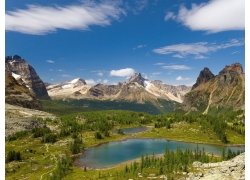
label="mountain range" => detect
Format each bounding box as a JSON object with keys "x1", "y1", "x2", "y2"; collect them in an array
[
  {"x1": 5, "y1": 55, "x2": 245, "y2": 115},
  {"x1": 45, "y1": 73, "x2": 191, "y2": 104}
]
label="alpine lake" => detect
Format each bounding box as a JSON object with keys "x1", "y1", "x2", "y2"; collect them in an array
[{"x1": 77, "y1": 127, "x2": 245, "y2": 169}]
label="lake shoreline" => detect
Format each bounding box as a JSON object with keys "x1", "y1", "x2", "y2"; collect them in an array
[{"x1": 73, "y1": 136, "x2": 244, "y2": 170}]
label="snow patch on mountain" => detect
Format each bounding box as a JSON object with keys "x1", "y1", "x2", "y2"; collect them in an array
[
  {"x1": 62, "y1": 84, "x2": 73, "y2": 89},
  {"x1": 12, "y1": 72, "x2": 21, "y2": 79},
  {"x1": 70, "y1": 78, "x2": 80, "y2": 84}
]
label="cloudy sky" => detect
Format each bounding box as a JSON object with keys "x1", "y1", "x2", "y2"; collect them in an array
[{"x1": 5, "y1": 0, "x2": 245, "y2": 86}]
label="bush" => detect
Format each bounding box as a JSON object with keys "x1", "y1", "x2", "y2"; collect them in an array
[
  {"x1": 6, "y1": 150, "x2": 21, "y2": 163},
  {"x1": 41, "y1": 134, "x2": 57, "y2": 143}
]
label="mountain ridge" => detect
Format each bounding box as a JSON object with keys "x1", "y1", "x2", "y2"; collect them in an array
[
  {"x1": 177, "y1": 62, "x2": 245, "y2": 114},
  {"x1": 46, "y1": 73, "x2": 192, "y2": 104},
  {"x1": 5, "y1": 55, "x2": 50, "y2": 100}
]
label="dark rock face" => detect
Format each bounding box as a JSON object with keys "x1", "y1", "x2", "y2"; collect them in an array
[
  {"x1": 192, "y1": 67, "x2": 215, "y2": 90},
  {"x1": 218, "y1": 63, "x2": 243, "y2": 87},
  {"x1": 5, "y1": 75, "x2": 43, "y2": 110},
  {"x1": 43, "y1": 82, "x2": 51, "y2": 87},
  {"x1": 5, "y1": 55, "x2": 51, "y2": 100}
]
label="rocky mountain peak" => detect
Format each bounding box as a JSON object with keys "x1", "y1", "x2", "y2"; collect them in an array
[
  {"x1": 71, "y1": 78, "x2": 86, "y2": 87},
  {"x1": 127, "y1": 73, "x2": 147, "y2": 86},
  {"x1": 192, "y1": 67, "x2": 215, "y2": 90},
  {"x1": 5, "y1": 55, "x2": 51, "y2": 100},
  {"x1": 219, "y1": 63, "x2": 243, "y2": 75}
]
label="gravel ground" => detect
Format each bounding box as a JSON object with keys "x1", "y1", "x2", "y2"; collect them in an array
[{"x1": 5, "y1": 103, "x2": 57, "y2": 137}]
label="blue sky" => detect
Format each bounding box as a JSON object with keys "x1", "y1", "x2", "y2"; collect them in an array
[{"x1": 5, "y1": 0, "x2": 245, "y2": 86}]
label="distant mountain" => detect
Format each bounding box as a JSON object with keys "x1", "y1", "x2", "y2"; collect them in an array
[
  {"x1": 5, "y1": 55, "x2": 50, "y2": 100},
  {"x1": 177, "y1": 63, "x2": 245, "y2": 114},
  {"x1": 47, "y1": 73, "x2": 191, "y2": 104},
  {"x1": 46, "y1": 78, "x2": 91, "y2": 99}
]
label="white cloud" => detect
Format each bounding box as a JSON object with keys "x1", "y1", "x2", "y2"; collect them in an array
[
  {"x1": 154, "y1": 63, "x2": 165, "y2": 65},
  {"x1": 103, "y1": 79, "x2": 108, "y2": 84},
  {"x1": 153, "y1": 39, "x2": 244, "y2": 58},
  {"x1": 164, "y1": 12, "x2": 176, "y2": 21},
  {"x1": 109, "y1": 68, "x2": 135, "y2": 77},
  {"x1": 85, "y1": 79, "x2": 97, "y2": 86},
  {"x1": 46, "y1": 60, "x2": 54, "y2": 63},
  {"x1": 176, "y1": 76, "x2": 190, "y2": 80},
  {"x1": 57, "y1": 69, "x2": 64, "y2": 72},
  {"x1": 231, "y1": 51, "x2": 240, "y2": 54},
  {"x1": 137, "y1": 44, "x2": 146, "y2": 48},
  {"x1": 172, "y1": 54, "x2": 184, "y2": 58},
  {"x1": 133, "y1": 44, "x2": 146, "y2": 50},
  {"x1": 129, "y1": 0, "x2": 148, "y2": 15},
  {"x1": 163, "y1": 65, "x2": 191, "y2": 70},
  {"x1": 152, "y1": 72, "x2": 161, "y2": 75},
  {"x1": 61, "y1": 74, "x2": 72, "y2": 77},
  {"x1": 5, "y1": 1, "x2": 126, "y2": 35},
  {"x1": 49, "y1": 69, "x2": 53, "y2": 71},
  {"x1": 168, "y1": 0, "x2": 245, "y2": 33},
  {"x1": 97, "y1": 79, "x2": 102, "y2": 83},
  {"x1": 97, "y1": 72, "x2": 103, "y2": 76}
]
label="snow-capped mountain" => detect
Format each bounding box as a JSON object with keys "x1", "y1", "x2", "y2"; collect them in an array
[
  {"x1": 46, "y1": 78, "x2": 91, "y2": 99},
  {"x1": 46, "y1": 73, "x2": 191, "y2": 103}
]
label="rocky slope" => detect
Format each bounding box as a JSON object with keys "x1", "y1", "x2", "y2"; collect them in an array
[
  {"x1": 47, "y1": 73, "x2": 191, "y2": 104},
  {"x1": 5, "y1": 103, "x2": 57, "y2": 137},
  {"x1": 5, "y1": 55, "x2": 50, "y2": 100},
  {"x1": 177, "y1": 63, "x2": 245, "y2": 114},
  {"x1": 5, "y1": 74, "x2": 43, "y2": 110},
  {"x1": 150, "y1": 80, "x2": 191, "y2": 103},
  {"x1": 182, "y1": 152, "x2": 245, "y2": 180}
]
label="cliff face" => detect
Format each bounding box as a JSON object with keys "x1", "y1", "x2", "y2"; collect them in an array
[
  {"x1": 5, "y1": 55, "x2": 50, "y2": 100},
  {"x1": 192, "y1": 68, "x2": 215, "y2": 90},
  {"x1": 5, "y1": 75, "x2": 43, "y2": 110},
  {"x1": 178, "y1": 63, "x2": 245, "y2": 114}
]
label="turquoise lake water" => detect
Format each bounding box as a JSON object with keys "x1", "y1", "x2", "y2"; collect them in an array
[{"x1": 77, "y1": 138, "x2": 245, "y2": 169}]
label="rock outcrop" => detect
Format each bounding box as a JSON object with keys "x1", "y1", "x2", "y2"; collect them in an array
[
  {"x1": 127, "y1": 73, "x2": 147, "y2": 87},
  {"x1": 178, "y1": 63, "x2": 245, "y2": 114},
  {"x1": 5, "y1": 55, "x2": 50, "y2": 100},
  {"x1": 192, "y1": 68, "x2": 215, "y2": 90},
  {"x1": 183, "y1": 152, "x2": 245, "y2": 180}
]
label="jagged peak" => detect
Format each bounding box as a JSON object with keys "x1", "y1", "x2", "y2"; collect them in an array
[
  {"x1": 192, "y1": 67, "x2": 215, "y2": 90},
  {"x1": 219, "y1": 63, "x2": 243, "y2": 74},
  {"x1": 5, "y1": 55, "x2": 23, "y2": 62},
  {"x1": 127, "y1": 73, "x2": 147, "y2": 86}
]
